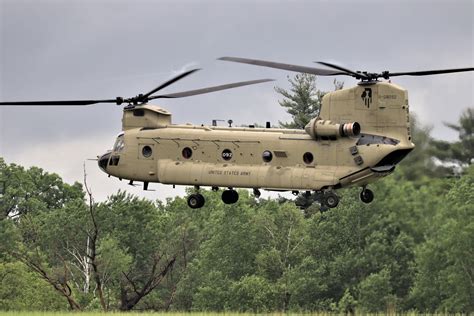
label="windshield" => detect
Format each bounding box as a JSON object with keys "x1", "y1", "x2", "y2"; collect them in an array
[{"x1": 113, "y1": 134, "x2": 125, "y2": 152}]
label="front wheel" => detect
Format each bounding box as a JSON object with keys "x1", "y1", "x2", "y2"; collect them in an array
[{"x1": 360, "y1": 189, "x2": 374, "y2": 204}]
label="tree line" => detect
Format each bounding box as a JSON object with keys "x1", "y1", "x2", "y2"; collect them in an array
[{"x1": 0, "y1": 74, "x2": 473, "y2": 312}]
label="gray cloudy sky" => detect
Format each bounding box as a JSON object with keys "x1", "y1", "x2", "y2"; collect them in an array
[{"x1": 0, "y1": 0, "x2": 473, "y2": 201}]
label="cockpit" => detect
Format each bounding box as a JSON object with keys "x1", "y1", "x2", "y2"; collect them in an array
[{"x1": 98, "y1": 133, "x2": 125, "y2": 173}]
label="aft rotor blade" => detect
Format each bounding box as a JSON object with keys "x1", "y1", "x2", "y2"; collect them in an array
[
  {"x1": 141, "y1": 68, "x2": 201, "y2": 99},
  {"x1": 218, "y1": 57, "x2": 348, "y2": 76},
  {"x1": 388, "y1": 67, "x2": 474, "y2": 77},
  {"x1": 149, "y1": 79, "x2": 275, "y2": 99},
  {"x1": 0, "y1": 99, "x2": 118, "y2": 106},
  {"x1": 316, "y1": 61, "x2": 368, "y2": 79}
]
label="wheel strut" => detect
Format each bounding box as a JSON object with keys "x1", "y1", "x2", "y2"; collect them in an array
[{"x1": 253, "y1": 188, "x2": 261, "y2": 198}]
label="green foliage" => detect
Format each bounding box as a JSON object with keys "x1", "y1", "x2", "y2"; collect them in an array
[
  {"x1": 431, "y1": 107, "x2": 474, "y2": 171},
  {"x1": 228, "y1": 275, "x2": 277, "y2": 312},
  {"x1": 0, "y1": 158, "x2": 84, "y2": 219},
  {"x1": 275, "y1": 73, "x2": 325, "y2": 129},
  {"x1": 358, "y1": 268, "x2": 393, "y2": 312},
  {"x1": 410, "y1": 169, "x2": 474, "y2": 312},
  {"x1": 337, "y1": 288, "x2": 357, "y2": 314},
  {"x1": 0, "y1": 261, "x2": 66, "y2": 310}
]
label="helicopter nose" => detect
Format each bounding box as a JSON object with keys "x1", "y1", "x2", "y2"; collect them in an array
[{"x1": 98, "y1": 152, "x2": 111, "y2": 172}]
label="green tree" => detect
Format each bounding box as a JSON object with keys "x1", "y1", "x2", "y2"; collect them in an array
[
  {"x1": 275, "y1": 73, "x2": 325, "y2": 129},
  {"x1": 431, "y1": 107, "x2": 474, "y2": 172},
  {"x1": 187, "y1": 191, "x2": 262, "y2": 311},
  {"x1": 288, "y1": 186, "x2": 417, "y2": 311},
  {"x1": 253, "y1": 200, "x2": 308, "y2": 310},
  {"x1": 410, "y1": 168, "x2": 474, "y2": 312},
  {"x1": 0, "y1": 261, "x2": 66, "y2": 310},
  {"x1": 96, "y1": 192, "x2": 176, "y2": 311},
  {"x1": 358, "y1": 268, "x2": 393, "y2": 312},
  {"x1": 12, "y1": 201, "x2": 88, "y2": 310},
  {"x1": 228, "y1": 275, "x2": 278, "y2": 312},
  {"x1": 0, "y1": 158, "x2": 83, "y2": 219}
]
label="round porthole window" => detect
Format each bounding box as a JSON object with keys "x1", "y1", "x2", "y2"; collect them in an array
[
  {"x1": 303, "y1": 152, "x2": 314, "y2": 164},
  {"x1": 262, "y1": 150, "x2": 273, "y2": 163},
  {"x1": 222, "y1": 149, "x2": 233, "y2": 161},
  {"x1": 142, "y1": 146, "x2": 153, "y2": 158},
  {"x1": 182, "y1": 147, "x2": 193, "y2": 159}
]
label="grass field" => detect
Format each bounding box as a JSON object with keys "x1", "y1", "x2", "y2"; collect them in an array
[
  {"x1": 0, "y1": 313, "x2": 339, "y2": 316},
  {"x1": 0, "y1": 313, "x2": 462, "y2": 316},
  {"x1": 0, "y1": 313, "x2": 364, "y2": 316}
]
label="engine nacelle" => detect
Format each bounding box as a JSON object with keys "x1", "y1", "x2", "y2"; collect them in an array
[{"x1": 305, "y1": 118, "x2": 361, "y2": 139}]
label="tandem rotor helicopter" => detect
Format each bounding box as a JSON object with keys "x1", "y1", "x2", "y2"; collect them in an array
[{"x1": 1, "y1": 57, "x2": 473, "y2": 210}]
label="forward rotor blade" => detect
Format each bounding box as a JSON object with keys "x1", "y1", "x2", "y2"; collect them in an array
[
  {"x1": 218, "y1": 57, "x2": 348, "y2": 76},
  {"x1": 149, "y1": 79, "x2": 275, "y2": 100},
  {"x1": 0, "y1": 99, "x2": 118, "y2": 106},
  {"x1": 315, "y1": 61, "x2": 368, "y2": 79},
  {"x1": 388, "y1": 67, "x2": 474, "y2": 77},
  {"x1": 142, "y1": 68, "x2": 201, "y2": 99}
]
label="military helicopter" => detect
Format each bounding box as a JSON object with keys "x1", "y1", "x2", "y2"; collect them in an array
[{"x1": 1, "y1": 59, "x2": 472, "y2": 210}]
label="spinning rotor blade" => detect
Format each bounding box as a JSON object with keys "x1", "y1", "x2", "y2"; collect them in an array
[
  {"x1": 0, "y1": 69, "x2": 202, "y2": 106},
  {"x1": 315, "y1": 61, "x2": 368, "y2": 79},
  {"x1": 0, "y1": 99, "x2": 118, "y2": 106},
  {"x1": 0, "y1": 69, "x2": 273, "y2": 106},
  {"x1": 149, "y1": 78, "x2": 275, "y2": 99},
  {"x1": 221, "y1": 56, "x2": 474, "y2": 81},
  {"x1": 142, "y1": 68, "x2": 201, "y2": 99},
  {"x1": 218, "y1": 57, "x2": 348, "y2": 76},
  {"x1": 388, "y1": 67, "x2": 474, "y2": 77}
]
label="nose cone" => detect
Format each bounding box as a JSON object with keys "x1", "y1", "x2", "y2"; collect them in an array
[{"x1": 98, "y1": 152, "x2": 111, "y2": 173}]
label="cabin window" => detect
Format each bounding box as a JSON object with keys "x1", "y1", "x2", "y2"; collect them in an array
[
  {"x1": 262, "y1": 150, "x2": 273, "y2": 163},
  {"x1": 182, "y1": 147, "x2": 193, "y2": 159},
  {"x1": 222, "y1": 149, "x2": 233, "y2": 161},
  {"x1": 133, "y1": 109, "x2": 145, "y2": 116},
  {"x1": 356, "y1": 134, "x2": 400, "y2": 146},
  {"x1": 142, "y1": 146, "x2": 153, "y2": 158},
  {"x1": 113, "y1": 134, "x2": 125, "y2": 152},
  {"x1": 303, "y1": 152, "x2": 314, "y2": 164}
]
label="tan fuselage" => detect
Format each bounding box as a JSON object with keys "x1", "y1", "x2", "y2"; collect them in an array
[{"x1": 99, "y1": 81, "x2": 415, "y2": 192}]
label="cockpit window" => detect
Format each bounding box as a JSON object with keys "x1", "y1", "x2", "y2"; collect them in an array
[
  {"x1": 357, "y1": 134, "x2": 400, "y2": 146},
  {"x1": 113, "y1": 134, "x2": 125, "y2": 152}
]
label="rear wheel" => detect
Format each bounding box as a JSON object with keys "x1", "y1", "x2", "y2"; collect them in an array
[
  {"x1": 222, "y1": 189, "x2": 239, "y2": 204},
  {"x1": 323, "y1": 192, "x2": 339, "y2": 208},
  {"x1": 187, "y1": 193, "x2": 205, "y2": 209}
]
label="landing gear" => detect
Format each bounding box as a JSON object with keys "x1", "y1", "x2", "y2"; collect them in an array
[
  {"x1": 222, "y1": 189, "x2": 239, "y2": 204},
  {"x1": 187, "y1": 193, "x2": 205, "y2": 209},
  {"x1": 253, "y1": 188, "x2": 261, "y2": 198},
  {"x1": 360, "y1": 187, "x2": 374, "y2": 204},
  {"x1": 296, "y1": 190, "x2": 340, "y2": 213},
  {"x1": 322, "y1": 191, "x2": 339, "y2": 208}
]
